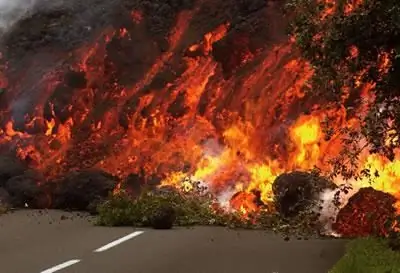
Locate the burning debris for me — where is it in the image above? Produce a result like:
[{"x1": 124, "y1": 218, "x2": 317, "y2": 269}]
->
[{"x1": 332, "y1": 187, "x2": 397, "y2": 238}]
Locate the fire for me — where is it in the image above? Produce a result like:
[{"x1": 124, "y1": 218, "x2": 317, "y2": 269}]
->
[
  {"x1": 0, "y1": 1, "x2": 399, "y2": 222},
  {"x1": 230, "y1": 191, "x2": 258, "y2": 215},
  {"x1": 344, "y1": 0, "x2": 364, "y2": 14},
  {"x1": 289, "y1": 115, "x2": 321, "y2": 169},
  {"x1": 355, "y1": 153, "x2": 400, "y2": 209}
]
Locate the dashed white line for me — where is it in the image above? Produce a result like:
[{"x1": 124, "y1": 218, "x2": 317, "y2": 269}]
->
[
  {"x1": 94, "y1": 231, "x2": 144, "y2": 252},
  {"x1": 40, "y1": 259, "x2": 81, "y2": 273}
]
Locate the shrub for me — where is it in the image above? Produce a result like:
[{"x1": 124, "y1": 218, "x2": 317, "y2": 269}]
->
[{"x1": 96, "y1": 189, "x2": 231, "y2": 228}]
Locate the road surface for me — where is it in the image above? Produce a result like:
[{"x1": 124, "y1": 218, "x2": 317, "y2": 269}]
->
[{"x1": 0, "y1": 210, "x2": 347, "y2": 273}]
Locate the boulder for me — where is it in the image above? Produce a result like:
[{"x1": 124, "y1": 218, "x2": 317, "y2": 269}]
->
[
  {"x1": 0, "y1": 187, "x2": 11, "y2": 210},
  {"x1": 52, "y1": 169, "x2": 118, "y2": 211},
  {"x1": 0, "y1": 156, "x2": 27, "y2": 187},
  {"x1": 4, "y1": 171, "x2": 44, "y2": 208},
  {"x1": 124, "y1": 171, "x2": 161, "y2": 197},
  {"x1": 272, "y1": 171, "x2": 337, "y2": 218}
]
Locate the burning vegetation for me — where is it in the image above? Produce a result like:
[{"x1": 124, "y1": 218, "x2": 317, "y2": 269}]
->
[{"x1": 0, "y1": 0, "x2": 399, "y2": 235}]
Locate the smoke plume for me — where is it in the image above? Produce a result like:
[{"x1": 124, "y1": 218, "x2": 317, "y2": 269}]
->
[
  {"x1": 0, "y1": 0, "x2": 36, "y2": 34},
  {"x1": 317, "y1": 182, "x2": 359, "y2": 236},
  {"x1": 0, "y1": 0, "x2": 65, "y2": 36}
]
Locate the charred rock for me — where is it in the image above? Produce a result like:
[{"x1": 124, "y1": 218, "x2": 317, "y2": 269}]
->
[
  {"x1": 52, "y1": 169, "x2": 118, "y2": 211},
  {"x1": 0, "y1": 188, "x2": 11, "y2": 209},
  {"x1": 4, "y1": 171, "x2": 45, "y2": 208},
  {"x1": 272, "y1": 171, "x2": 336, "y2": 218},
  {"x1": 124, "y1": 170, "x2": 161, "y2": 197},
  {"x1": 0, "y1": 156, "x2": 28, "y2": 187}
]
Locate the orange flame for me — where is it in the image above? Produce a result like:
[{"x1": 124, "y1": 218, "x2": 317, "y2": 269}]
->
[{"x1": 0, "y1": 4, "x2": 399, "y2": 217}]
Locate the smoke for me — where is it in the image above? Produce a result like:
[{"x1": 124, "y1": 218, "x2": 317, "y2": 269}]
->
[
  {"x1": 0, "y1": 0, "x2": 65, "y2": 36},
  {"x1": 317, "y1": 182, "x2": 359, "y2": 236},
  {"x1": 217, "y1": 188, "x2": 238, "y2": 211},
  {"x1": 0, "y1": 0, "x2": 37, "y2": 34}
]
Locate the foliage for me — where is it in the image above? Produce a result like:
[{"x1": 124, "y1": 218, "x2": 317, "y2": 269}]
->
[
  {"x1": 0, "y1": 205, "x2": 7, "y2": 215},
  {"x1": 288, "y1": 0, "x2": 400, "y2": 160},
  {"x1": 97, "y1": 189, "x2": 234, "y2": 228},
  {"x1": 97, "y1": 187, "x2": 327, "y2": 238},
  {"x1": 330, "y1": 237, "x2": 400, "y2": 273},
  {"x1": 385, "y1": 215, "x2": 400, "y2": 251}
]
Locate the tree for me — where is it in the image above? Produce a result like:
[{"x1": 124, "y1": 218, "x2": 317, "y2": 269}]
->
[{"x1": 288, "y1": 0, "x2": 400, "y2": 160}]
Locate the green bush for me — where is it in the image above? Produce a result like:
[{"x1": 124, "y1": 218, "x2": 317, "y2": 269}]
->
[
  {"x1": 96, "y1": 187, "x2": 325, "y2": 236},
  {"x1": 330, "y1": 237, "x2": 400, "y2": 273},
  {"x1": 96, "y1": 189, "x2": 234, "y2": 228}
]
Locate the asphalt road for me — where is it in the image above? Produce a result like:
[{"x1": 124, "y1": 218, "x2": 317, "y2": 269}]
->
[{"x1": 0, "y1": 210, "x2": 347, "y2": 273}]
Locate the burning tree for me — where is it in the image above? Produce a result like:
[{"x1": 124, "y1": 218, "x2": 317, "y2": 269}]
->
[{"x1": 289, "y1": 0, "x2": 400, "y2": 160}]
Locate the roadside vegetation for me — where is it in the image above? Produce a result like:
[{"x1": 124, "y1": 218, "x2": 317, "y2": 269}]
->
[
  {"x1": 96, "y1": 186, "x2": 324, "y2": 237},
  {"x1": 330, "y1": 237, "x2": 400, "y2": 273},
  {"x1": 97, "y1": 189, "x2": 267, "y2": 229},
  {"x1": 0, "y1": 205, "x2": 7, "y2": 215},
  {"x1": 96, "y1": 189, "x2": 230, "y2": 229}
]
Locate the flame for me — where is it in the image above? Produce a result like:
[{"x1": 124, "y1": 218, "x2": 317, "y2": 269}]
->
[
  {"x1": 289, "y1": 115, "x2": 322, "y2": 168},
  {"x1": 0, "y1": 2, "x2": 399, "y2": 221},
  {"x1": 230, "y1": 191, "x2": 258, "y2": 216}
]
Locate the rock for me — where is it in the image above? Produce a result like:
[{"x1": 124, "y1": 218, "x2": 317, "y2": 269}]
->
[
  {"x1": 124, "y1": 172, "x2": 147, "y2": 196},
  {"x1": 86, "y1": 198, "x2": 104, "y2": 215},
  {"x1": 272, "y1": 171, "x2": 337, "y2": 218},
  {"x1": 4, "y1": 171, "x2": 44, "y2": 208},
  {"x1": 124, "y1": 171, "x2": 161, "y2": 197},
  {"x1": 0, "y1": 188, "x2": 11, "y2": 209},
  {"x1": 332, "y1": 187, "x2": 397, "y2": 237},
  {"x1": 0, "y1": 156, "x2": 27, "y2": 187},
  {"x1": 149, "y1": 203, "x2": 176, "y2": 229},
  {"x1": 52, "y1": 169, "x2": 118, "y2": 211}
]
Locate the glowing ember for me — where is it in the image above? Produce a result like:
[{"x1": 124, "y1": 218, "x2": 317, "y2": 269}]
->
[{"x1": 332, "y1": 187, "x2": 397, "y2": 237}]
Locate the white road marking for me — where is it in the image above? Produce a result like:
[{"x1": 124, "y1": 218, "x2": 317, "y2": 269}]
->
[
  {"x1": 40, "y1": 259, "x2": 81, "y2": 273},
  {"x1": 94, "y1": 231, "x2": 144, "y2": 252}
]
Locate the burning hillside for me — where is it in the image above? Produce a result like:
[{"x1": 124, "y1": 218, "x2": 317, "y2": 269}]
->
[{"x1": 0, "y1": 0, "x2": 399, "y2": 234}]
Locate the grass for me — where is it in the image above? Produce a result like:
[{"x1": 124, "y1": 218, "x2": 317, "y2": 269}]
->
[{"x1": 330, "y1": 237, "x2": 400, "y2": 273}]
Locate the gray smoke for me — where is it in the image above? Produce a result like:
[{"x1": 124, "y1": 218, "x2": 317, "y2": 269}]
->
[
  {"x1": 0, "y1": 0, "x2": 65, "y2": 36},
  {"x1": 0, "y1": 0, "x2": 37, "y2": 34},
  {"x1": 317, "y1": 181, "x2": 359, "y2": 236}
]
